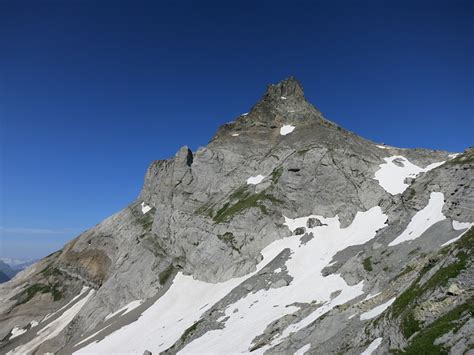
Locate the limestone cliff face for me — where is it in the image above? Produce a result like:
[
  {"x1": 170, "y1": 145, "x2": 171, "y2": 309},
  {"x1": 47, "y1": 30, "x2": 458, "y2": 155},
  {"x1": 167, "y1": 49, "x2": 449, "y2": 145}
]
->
[{"x1": 1, "y1": 78, "x2": 472, "y2": 355}]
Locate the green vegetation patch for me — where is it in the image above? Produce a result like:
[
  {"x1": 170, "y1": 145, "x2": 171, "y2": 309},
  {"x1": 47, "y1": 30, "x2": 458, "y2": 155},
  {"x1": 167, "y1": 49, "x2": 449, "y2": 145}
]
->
[
  {"x1": 213, "y1": 188, "x2": 282, "y2": 224},
  {"x1": 180, "y1": 319, "x2": 203, "y2": 342},
  {"x1": 217, "y1": 232, "x2": 240, "y2": 252},
  {"x1": 271, "y1": 167, "x2": 283, "y2": 183},
  {"x1": 392, "y1": 228, "x2": 473, "y2": 339},
  {"x1": 394, "y1": 265, "x2": 415, "y2": 281},
  {"x1": 41, "y1": 265, "x2": 63, "y2": 277},
  {"x1": 363, "y1": 257, "x2": 373, "y2": 272},
  {"x1": 159, "y1": 265, "x2": 175, "y2": 285},
  {"x1": 402, "y1": 298, "x2": 473, "y2": 355},
  {"x1": 16, "y1": 283, "x2": 63, "y2": 305},
  {"x1": 401, "y1": 312, "x2": 421, "y2": 339},
  {"x1": 423, "y1": 252, "x2": 467, "y2": 292},
  {"x1": 446, "y1": 151, "x2": 474, "y2": 165},
  {"x1": 297, "y1": 147, "x2": 312, "y2": 155},
  {"x1": 404, "y1": 188, "x2": 416, "y2": 201},
  {"x1": 45, "y1": 249, "x2": 63, "y2": 258},
  {"x1": 194, "y1": 202, "x2": 214, "y2": 218}
]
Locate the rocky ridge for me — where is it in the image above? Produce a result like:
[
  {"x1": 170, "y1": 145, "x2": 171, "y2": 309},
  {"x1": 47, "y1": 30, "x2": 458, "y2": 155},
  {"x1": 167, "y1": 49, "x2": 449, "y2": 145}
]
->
[{"x1": 0, "y1": 77, "x2": 472, "y2": 355}]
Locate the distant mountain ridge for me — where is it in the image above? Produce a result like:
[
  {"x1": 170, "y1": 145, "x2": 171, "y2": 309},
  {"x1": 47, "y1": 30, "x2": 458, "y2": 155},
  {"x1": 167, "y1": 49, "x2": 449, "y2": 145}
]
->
[{"x1": 0, "y1": 77, "x2": 472, "y2": 354}]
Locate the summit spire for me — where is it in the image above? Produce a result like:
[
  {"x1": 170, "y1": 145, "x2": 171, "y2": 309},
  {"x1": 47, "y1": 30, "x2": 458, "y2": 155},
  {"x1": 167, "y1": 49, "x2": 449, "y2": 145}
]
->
[{"x1": 263, "y1": 76, "x2": 305, "y2": 102}]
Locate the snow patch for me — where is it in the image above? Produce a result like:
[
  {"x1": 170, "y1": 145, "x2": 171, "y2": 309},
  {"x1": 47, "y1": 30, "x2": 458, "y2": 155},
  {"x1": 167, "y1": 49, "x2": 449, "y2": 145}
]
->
[
  {"x1": 42, "y1": 286, "x2": 90, "y2": 322},
  {"x1": 389, "y1": 192, "x2": 446, "y2": 246},
  {"x1": 441, "y1": 222, "x2": 473, "y2": 247},
  {"x1": 361, "y1": 337, "x2": 382, "y2": 355},
  {"x1": 246, "y1": 175, "x2": 265, "y2": 185},
  {"x1": 295, "y1": 343, "x2": 311, "y2": 355},
  {"x1": 241, "y1": 112, "x2": 248, "y2": 116},
  {"x1": 364, "y1": 292, "x2": 381, "y2": 301},
  {"x1": 441, "y1": 236, "x2": 461, "y2": 247},
  {"x1": 141, "y1": 202, "x2": 152, "y2": 214},
  {"x1": 75, "y1": 324, "x2": 113, "y2": 347},
  {"x1": 376, "y1": 145, "x2": 389, "y2": 149},
  {"x1": 10, "y1": 326, "x2": 27, "y2": 339},
  {"x1": 105, "y1": 300, "x2": 143, "y2": 321},
  {"x1": 232, "y1": 133, "x2": 239, "y2": 137},
  {"x1": 360, "y1": 297, "x2": 395, "y2": 320},
  {"x1": 452, "y1": 220, "x2": 473, "y2": 230},
  {"x1": 374, "y1": 156, "x2": 445, "y2": 194},
  {"x1": 281, "y1": 96, "x2": 287, "y2": 100},
  {"x1": 280, "y1": 125, "x2": 295, "y2": 136},
  {"x1": 10, "y1": 289, "x2": 94, "y2": 354}
]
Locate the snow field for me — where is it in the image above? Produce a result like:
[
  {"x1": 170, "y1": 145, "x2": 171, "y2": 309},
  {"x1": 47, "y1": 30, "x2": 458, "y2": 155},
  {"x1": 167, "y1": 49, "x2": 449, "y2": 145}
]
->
[
  {"x1": 389, "y1": 192, "x2": 446, "y2": 246},
  {"x1": 374, "y1": 155, "x2": 445, "y2": 195}
]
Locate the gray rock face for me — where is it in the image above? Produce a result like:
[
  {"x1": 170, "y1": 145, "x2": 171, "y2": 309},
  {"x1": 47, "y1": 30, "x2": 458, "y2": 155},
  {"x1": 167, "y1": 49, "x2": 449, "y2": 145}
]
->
[{"x1": 0, "y1": 77, "x2": 472, "y2": 355}]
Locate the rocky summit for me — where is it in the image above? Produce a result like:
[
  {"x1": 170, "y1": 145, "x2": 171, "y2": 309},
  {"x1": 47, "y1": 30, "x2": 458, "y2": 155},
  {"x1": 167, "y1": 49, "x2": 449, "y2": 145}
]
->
[{"x1": 1, "y1": 77, "x2": 473, "y2": 355}]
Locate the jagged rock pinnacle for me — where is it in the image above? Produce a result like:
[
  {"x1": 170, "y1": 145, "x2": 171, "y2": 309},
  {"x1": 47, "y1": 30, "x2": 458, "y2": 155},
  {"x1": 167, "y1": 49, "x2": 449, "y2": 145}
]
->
[
  {"x1": 263, "y1": 76, "x2": 305, "y2": 102},
  {"x1": 211, "y1": 77, "x2": 327, "y2": 142}
]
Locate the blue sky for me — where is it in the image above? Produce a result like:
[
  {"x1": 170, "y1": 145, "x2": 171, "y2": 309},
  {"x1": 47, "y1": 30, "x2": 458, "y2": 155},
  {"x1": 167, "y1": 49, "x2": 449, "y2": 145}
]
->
[{"x1": 1, "y1": 0, "x2": 473, "y2": 260}]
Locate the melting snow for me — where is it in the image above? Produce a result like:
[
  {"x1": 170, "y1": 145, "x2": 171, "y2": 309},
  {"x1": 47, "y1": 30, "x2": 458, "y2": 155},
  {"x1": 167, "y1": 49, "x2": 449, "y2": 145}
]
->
[
  {"x1": 374, "y1": 156, "x2": 445, "y2": 195},
  {"x1": 30, "y1": 320, "x2": 39, "y2": 328},
  {"x1": 10, "y1": 326, "x2": 27, "y2": 339},
  {"x1": 452, "y1": 220, "x2": 473, "y2": 230},
  {"x1": 75, "y1": 324, "x2": 113, "y2": 347},
  {"x1": 141, "y1": 202, "x2": 152, "y2": 214},
  {"x1": 246, "y1": 175, "x2": 265, "y2": 185},
  {"x1": 105, "y1": 300, "x2": 144, "y2": 321},
  {"x1": 360, "y1": 297, "x2": 395, "y2": 320},
  {"x1": 10, "y1": 289, "x2": 94, "y2": 354},
  {"x1": 376, "y1": 145, "x2": 389, "y2": 149},
  {"x1": 360, "y1": 337, "x2": 382, "y2": 355},
  {"x1": 441, "y1": 236, "x2": 461, "y2": 247},
  {"x1": 241, "y1": 113, "x2": 248, "y2": 116},
  {"x1": 232, "y1": 133, "x2": 239, "y2": 137},
  {"x1": 294, "y1": 343, "x2": 311, "y2": 355},
  {"x1": 389, "y1": 192, "x2": 446, "y2": 246},
  {"x1": 363, "y1": 292, "x2": 381, "y2": 301},
  {"x1": 42, "y1": 286, "x2": 90, "y2": 322},
  {"x1": 77, "y1": 273, "x2": 249, "y2": 354},
  {"x1": 79, "y1": 207, "x2": 387, "y2": 355},
  {"x1": 441, "y1": 220, "x2": 473, "y2": 247},
  {"x1": 280, "y1": 125, "x2": 295, "y2": 136}
]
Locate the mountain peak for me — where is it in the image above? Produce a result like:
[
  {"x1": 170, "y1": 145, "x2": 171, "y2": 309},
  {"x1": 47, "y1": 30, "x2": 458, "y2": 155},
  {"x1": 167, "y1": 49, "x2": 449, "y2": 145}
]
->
[
  {"x1": 263, "y1": 76, "x2": 305, "y2": 102},
  {"x1": 211, "y1": 77, "x2": 327, "y2": 141}
]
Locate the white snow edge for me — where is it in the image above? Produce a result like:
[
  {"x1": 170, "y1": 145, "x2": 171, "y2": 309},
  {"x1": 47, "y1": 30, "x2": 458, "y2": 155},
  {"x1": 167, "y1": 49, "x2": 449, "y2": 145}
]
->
[
  {"x1": 361, "y1": 337, "x2": 382, "y2": 355},
  {"x1": 360, "y1": 297, "x2": 395, "y2": 320},
  {"x1": 280, "y1": 125, "x2": 295, "y2": 136}
]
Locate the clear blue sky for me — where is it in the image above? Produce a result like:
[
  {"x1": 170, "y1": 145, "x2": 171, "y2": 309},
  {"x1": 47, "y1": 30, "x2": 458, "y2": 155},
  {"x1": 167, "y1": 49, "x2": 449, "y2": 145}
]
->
[{"x1": 1, "y1": 0, "x2": 472, "y2": 260}]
